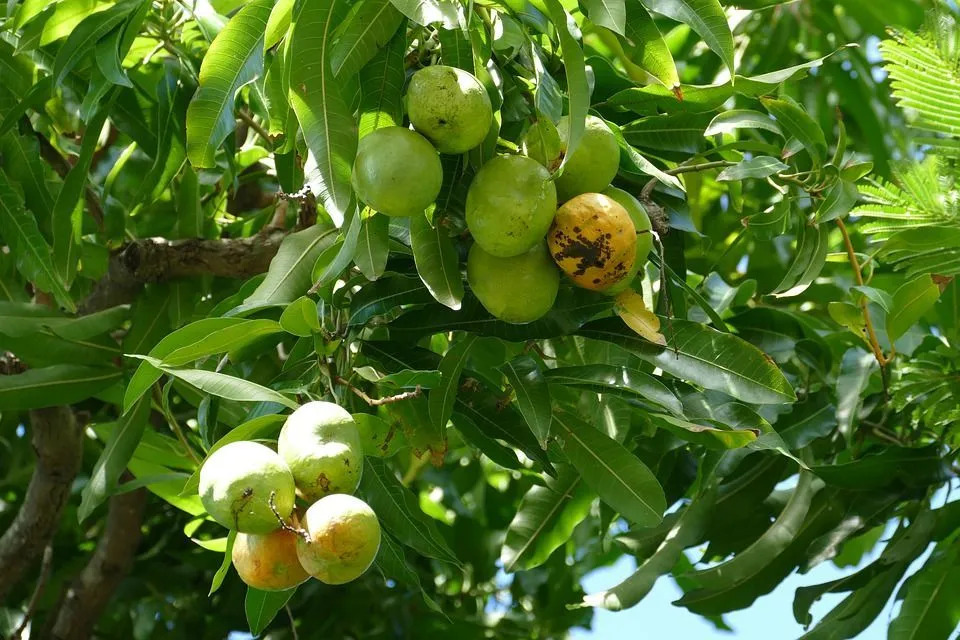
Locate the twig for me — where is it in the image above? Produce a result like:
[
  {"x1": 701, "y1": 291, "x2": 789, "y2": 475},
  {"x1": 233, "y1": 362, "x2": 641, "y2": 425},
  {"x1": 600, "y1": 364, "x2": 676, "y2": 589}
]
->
[
  {"x1": 237, "y1": 109, "x2": 273, "y2": 147},
  {"x1": 641, "y1": 160, "x2": 736, "y2": 201},
  {"x1": 335, "y1": 377, "x2": 423, "y2": 406},
  {"x1": 836, "y1": 218, "x2": 889, "y2": 369},
  {"x1": 11, "y1": 544, "x2": 53, "y2": 640},
  {"x1": 269, "y1": 491, "x2": 310, "y2": 543},
  {"x1": 286, "y1": 604, "x2": 299, "y2": 640}
]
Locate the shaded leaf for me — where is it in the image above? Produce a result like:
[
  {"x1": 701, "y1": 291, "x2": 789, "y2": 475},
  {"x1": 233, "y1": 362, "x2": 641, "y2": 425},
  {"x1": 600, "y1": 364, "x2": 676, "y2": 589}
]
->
[{"x1": 500, "y1": 355, "x2": 552, "y2": 449}]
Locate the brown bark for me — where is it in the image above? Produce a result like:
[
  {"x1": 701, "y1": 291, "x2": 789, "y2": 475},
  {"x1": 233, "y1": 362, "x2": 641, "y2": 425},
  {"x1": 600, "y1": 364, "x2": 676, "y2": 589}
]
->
[
  {"x1": 79, "y1": 229, "x2": 287, "y2": 314},
  {"x1": 0, "y1": 407, "x2": 83, "y2": 603},
  {"x1": 46, "y1": 489, "x2": 148, "y2": 640}
]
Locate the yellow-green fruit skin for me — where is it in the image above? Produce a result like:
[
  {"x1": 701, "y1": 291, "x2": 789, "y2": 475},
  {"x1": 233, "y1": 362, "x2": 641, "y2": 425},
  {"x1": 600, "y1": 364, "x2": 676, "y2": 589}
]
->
[
  {"x1": 278, "y1": 401, "x2": 363, "y2": 502},
  {"x1": 548, "y1": 193, "x2": 637, "y2": 291},
  {"x1": 351, "y1": 127, "x2": 442, "y2": 216},
  {"x1": 467, "y1": 242, "x2": 560, "y2": 324},
  {"x1": 295, "y1": 494, "x2": 381, "y2": 585},
  {"x1": 199, "y1": 441, "x2": 295, "y2": 534},
  {"x1": 466, "y1": 155, "x2": 558, "y2": 257},
  {"x1": 600, "y1": 187, "x2": 653, "y2": 295},
  {"x1": 553, "y1": 115, "x2": 620, "y2": 201},
  {"x1": 232, "y1": 529, "x2": 310, "y2": 591},
  {"x1": 406, "y1": 65, "x2": 493, "y2": 154}
]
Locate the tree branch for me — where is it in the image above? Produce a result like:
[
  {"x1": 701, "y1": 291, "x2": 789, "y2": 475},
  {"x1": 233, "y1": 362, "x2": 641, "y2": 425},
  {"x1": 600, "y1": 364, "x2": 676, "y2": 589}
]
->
[
  {"x1": 79, "y1": 229, "x2": 288, "y2": 314},
  {"x1": 836, "y1": 218, "x2": 889, "y2": 368},
  {"x1": 0, "y1": 407, "x2": 83, "y2": 603},
  {"x1": 46, "y1": 488, "x2": 148, "y2": 640}
]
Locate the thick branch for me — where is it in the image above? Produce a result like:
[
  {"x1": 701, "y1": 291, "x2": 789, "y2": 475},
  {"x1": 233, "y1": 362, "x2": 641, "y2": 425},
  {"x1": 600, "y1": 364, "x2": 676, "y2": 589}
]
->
[
  {"x1": 79, "y1": 230, "x2": 287, "y2": 313},
  {"x1": 47, "y1": 488, "x2": 148, "y2": 640},
  {"x1": 0, "y1": 407, "x2": 83, "y2": 603}
]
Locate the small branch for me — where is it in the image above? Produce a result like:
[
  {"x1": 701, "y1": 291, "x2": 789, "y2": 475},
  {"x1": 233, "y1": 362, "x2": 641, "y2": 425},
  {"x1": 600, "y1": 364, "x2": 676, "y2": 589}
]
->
[
  {"x1": 269, "y1": 491, "x2": 310, "y2": 543},
  {"x1": 286, "y1": 604, "x2": 299, "y2": 640},
  {"x1": 836, "y1": 218, "x2": 890, "y2": 369},
  {"x1": 335, "y1": 377, "x2": 423, "y2": 406},
  {"x1": 10, "y1": 544, "x2": 53, "y2": 640},
  {"x1": 238, "y1": 109, "x2": 273, "y2": 148},
  {"x1": 641, "y1": 160, "x2": 735, "y2": 201}
]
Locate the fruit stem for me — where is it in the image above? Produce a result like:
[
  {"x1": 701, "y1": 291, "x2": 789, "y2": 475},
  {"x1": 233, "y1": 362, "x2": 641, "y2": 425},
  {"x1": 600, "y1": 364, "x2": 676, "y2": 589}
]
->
[{"x1": 269, "y1": 491, "x2": 310, "y2": 543}]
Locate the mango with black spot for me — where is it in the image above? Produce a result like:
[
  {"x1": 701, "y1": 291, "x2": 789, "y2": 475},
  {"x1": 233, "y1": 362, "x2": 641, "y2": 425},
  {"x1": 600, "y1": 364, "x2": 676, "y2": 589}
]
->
[{"x1": 547, "y1": 193, "x2": 637, "y2": 291}]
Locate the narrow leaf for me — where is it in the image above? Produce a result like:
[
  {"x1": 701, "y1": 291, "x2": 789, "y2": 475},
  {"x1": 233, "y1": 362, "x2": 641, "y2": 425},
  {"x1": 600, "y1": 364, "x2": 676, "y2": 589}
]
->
[
  {"x1": 410, "y1": 212, "x2": 464, "y2": 310},
  {"x1": 500, "y1": 355, "x2": 552, "y2": 449}
]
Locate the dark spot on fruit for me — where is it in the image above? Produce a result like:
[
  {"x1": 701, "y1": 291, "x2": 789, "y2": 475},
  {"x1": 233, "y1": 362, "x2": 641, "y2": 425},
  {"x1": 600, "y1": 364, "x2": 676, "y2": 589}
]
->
[
  {"x1": 438, "y1": 118, "x2": 447, "y2": 125},
  {"x1": 573, "y1": 226, "x2": 581, "y2": 233},
  {"x1": 242, "y1": 488, "x2": 253, "y2": 498},
  {"x1": 317, "y1": 473, "x2": 331, "y2": 493},
  {"x1": 605, "y1": 233, "x2": 612, "y2": 239},
  {"x1": 344, "y1": 458, "x2": 350, "y2": 466},
  {"x1": 593, "y1": 278, "x2": 601, "y2": 284}
]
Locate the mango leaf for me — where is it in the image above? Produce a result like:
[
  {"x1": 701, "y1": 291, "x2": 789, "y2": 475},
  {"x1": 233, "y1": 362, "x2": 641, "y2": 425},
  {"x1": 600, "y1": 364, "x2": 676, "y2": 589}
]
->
[
  {"x1": 772, "y1": 221, "x2": 829, "y2": 298},
  {"x1": 330, "y1": 0, "x2": 403, "y2": 79},
  {"x1": 886, "y1": 275, "x2": 940, "y2": 343},
  {"x1": 553, "y1": 411, "x2": 665, "y2": 526},
  {"x1": 648, "y1": 413, "x2": 758, "y2": 449},
  {"x1": 501, "y1": 465, "x2": 596, "y2": 572},
  {"x1": 162, "y1": 319, "x2": 284, "y2": 365},
  {"x1": 0, "y1": 171, "x2": 74, "y2": 311},
  {"x1": 543, "y1": 0, "x2": 589, "y2": 167},
  {"x1": 835, "y1": 347, "x2": 876, "y2": 440},
  {"x1": 578, "y1": 317, "x2": 796, "y2": 404},
  {"x1": 622, "y1": 112, "x2": 711, "y2": 153},
  {"x1": 438, "y1": 25, "x2": 474, "y2": 73},
  {"x1": 245, "y1": 587, "x2": 296, "y2": 636},
  {"x1": 428, "y1": 335, "x2": 477, "y2": 436},
  {"x1": 348, "y1": 275, "x2": 433, "y2": 325},
  {"x1": 375, "y1": 531, "x2": 444, "y2": 614},
  {"x1": 410, "y1": 212, "x2": 463, "y2": 310},
  {"x1": 52, "y1": 0, "x2": 137, "y2": 86},
  {"x1": 387, "y1": 0, "x2": 460, "y2": 28},
  {"x1": 0, "y1": 133, "x2": 56, "y2": 222},
  {"x1": 360, "y1": 458, "x2": 460, "y2": 564},
  {"x1": 620, "y1": 0, "x2": 677, "y2": 89},
  {"x1": 639, "y1": 0, "x2": 734, "y2": 75},
  {"x1": 815, "y1": 180, "x2": 859, "y2": 223},
  {"x1": 241, "y1": 226, "x2": 339, "y2": 309},
  {"x1": 677, "y1": 469, "x2": 818, "y2": 613},
  {"x1": 0, "y1": 364, "x2": 121, "y2": 410},
  {"x1": 186, "y1": 0, "x2": 272, "y2": 167},
  {"x1": 888, "y1": 542, "x2": 960, "y2": 640},
  {"x1": 357, "y1": 21, "x2": 407, "y2": 137},
  {"x1": 208, "y1": 529, "x2": 237, "y2": 595},
  {"x1": 355, "y1": 213, "x2": 390, "y2": 280},
  {"x1": 762, "y1": 97, "x2": 827, "y2": 166},
  {"x1": 811, "y1": 445, "x2": 950, "y2": 491},
  {"x1": 717, "y1": 156, "x2": 789, "y2": 181},
  {"x1": 543, "y1": 364, "x2": 682, "y2": 414},
  {"x1": 705, "y1": 109, "x2": 782, "y2": 137},
  {"x1": 78, "y1": 395, "x2": 151, "y2": 522},
  {"x1": 132, "y1": 355, "x2": 299, "y2": 409},
  {"x1": 581, "y1": 0, "x2": 625, "y2": 34},
  {"x1": 585, "y1": 486, "x2": 716, "y2": 610},
  {"x1": 279, "y1": 297, "x2": 319, "y2": 337},
  {"x1": 500, "y1": 355, "x2": 552, "y2": 449}
]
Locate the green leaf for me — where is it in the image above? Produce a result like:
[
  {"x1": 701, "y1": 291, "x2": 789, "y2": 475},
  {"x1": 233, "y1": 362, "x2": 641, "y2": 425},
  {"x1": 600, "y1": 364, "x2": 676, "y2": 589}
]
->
[
  {"x1": 639, "y1": 0, "x2": 734, "y2": 75},
  {"x1": 245, "y1": 587, "x2": 296, "y2": 636},
  {"x1": 543, "y1": 364, "x2": 682, "y2": 414},
  {"x1": 0, "y1": 170, "x2": 73, "y2": 311},
  {"x1": 578, "y1": 317, "x2": 796, "y2": 404},
  {"x1": 209, "y1": 529, "x2": 237, "y2": 596},
  {"x1": 0, "y1": 133, "x2": 55, "y2": 224},
  {"x1": 581, "y1": 0, "x2": 625, "y2": 34},
  {"x1": 162, "y1": 319, "x2": 284, "y2": 366},
  {"x1": 761, "y1": 97, "x2": 827, "y2": 166},
  {"x1": 677, "y1": 469, "x2": 818, "y2": 612},
  {"x1": 186, "y1": 0, "x2": 272, "y2": 167},
  {"x1": 553, "y1": 411, "x2": 665, "y2": 526},
  {"x1": 705, "y1": 109, "x2": 782, "y2": 137},
  {"x1": 52, "y1": 0, "x2": 136, "y2": 86},
  {"x1": 815, "y1": 180, "x2": 859, "y2": 223},
  {"x1": 888, "y1": 542, "x2": 960, "y2": 640},
  {"x1": 0, "y1": 365, "x2": 121, "y2": 410},
  {"x1": 355, "y1": 213, "x2": 390, "y2": 280},
  {"x1": 717, "y1": 156, "x2": 789, "y2": 181},
  {"x1": 289, "y1": 0, "x2": 358, "y2": 223},
  {"x1": 330, "y1": 0, "x2": 403, "y2": 79},
  {"x1": 501, "y1": 465, "x2": 595, "y2": 572},
  {"x1": 811, "y1": 445, "x2": 949, "y2": 491},
  {"x1": 500, "y1": 356, "x2": 552, "y2": 449},
  {"x1": 543, "y1": 0, "x2": 589, "y2": 166},
  {"x1": 772, "y1": 221, "x2": 829, "y2": 297},
  {"x1": 410, "y1": 213, "x2": 463, "y2": 310},
  {"x1": 622, "y1": 112, "x2": 711, "y2": 153},
  {"x1": 357, "y1": 21, "x2": 407, "y2": 137},
  {"x1": 78, "y1": 395, "x2": 151, "y2": 522},
  {"x1": 132, "y1": 356, "x2": 299, "y2": 409},
  {"x1": 279, "y1": 296, "x2": 320, "y2": 337},
  {"x1": 835, "y1": 347, "x2": 876, "y2": 440},
  {"x1": 374, "y1": 531, "x2": 444, "y2": 613},
  {"x1": 619, "y1": 0, "x2": 677, "y2": 88},
  {"x1": 887, "y1": 275, "x2": 940, "y2": 343},
  {"x1": 241, "y1": 226, "x2": 339, "y2": 309},
  {"x1": 386, "y1": 0, "x2": 460, "y2": 28},
  {"x1": 428, "y1": 335, "x2": 478, "y2": 437},
  {"x1": 585, "y1": 486, "x2": 716, "y2": 610},
  {"x1": 359, "y1": 458, "x2": 460, "y2": 564},
  {"x1": 647, "y1": 413, "x2": 758, "y2": 449},
  {"x1": 348, "y1": 274, "x2": 433, "y2": 325},
  {"x1": 177, "y1": 165, "x2": 203, "y2": 237},
  {"x1": 438, "y1": 25, "x2": 474, "y2": 73}
]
